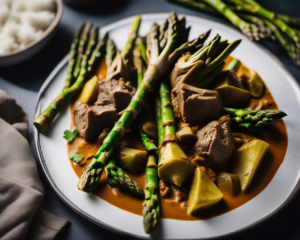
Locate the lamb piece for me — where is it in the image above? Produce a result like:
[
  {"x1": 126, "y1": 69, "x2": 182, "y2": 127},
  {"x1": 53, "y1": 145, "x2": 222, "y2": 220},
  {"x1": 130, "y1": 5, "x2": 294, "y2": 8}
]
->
[
  {"x1": 172, "y1": 83, "x2": 222, "y2": 125},
  {"x1": 95, "y1": 79, "x2": 136, "y2": 112},
  {"x1": 73, "y1": 103, "x2": 118, "y2": 141},
  {"x1": 194, "y1": 115, "x2": 235, "y2": 168}
]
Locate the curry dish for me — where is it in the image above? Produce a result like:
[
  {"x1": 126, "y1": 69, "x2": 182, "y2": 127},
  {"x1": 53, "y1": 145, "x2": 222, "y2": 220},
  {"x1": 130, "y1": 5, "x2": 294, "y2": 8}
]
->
[
  {"x1": 67, "y1": 56, "x2": 287, "y2": 221},
  {"x1": 32, "y1": 12, "x2": 289, "y2": 234}
]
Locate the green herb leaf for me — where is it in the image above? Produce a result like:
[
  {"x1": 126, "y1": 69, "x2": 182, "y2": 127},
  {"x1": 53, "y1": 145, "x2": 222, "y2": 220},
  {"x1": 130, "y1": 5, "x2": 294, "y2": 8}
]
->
[
  {"x1": 63, "y1": 127, "x2": 78, "y2": 142},
  {"x1": 69, "y1": 150, "x2": 84, "y2": 163}
]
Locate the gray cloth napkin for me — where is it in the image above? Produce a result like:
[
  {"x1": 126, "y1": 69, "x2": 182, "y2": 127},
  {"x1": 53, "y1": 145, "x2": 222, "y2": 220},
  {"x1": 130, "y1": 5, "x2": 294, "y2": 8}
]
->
[{"x1": 0, "y1": 90, "x2": 68, "y2": 240}]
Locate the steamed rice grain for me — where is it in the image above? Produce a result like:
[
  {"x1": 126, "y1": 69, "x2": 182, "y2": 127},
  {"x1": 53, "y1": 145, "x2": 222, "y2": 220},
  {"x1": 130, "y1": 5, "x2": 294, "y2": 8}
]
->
[
  {"x1": 0, "y1": 0, "x2": 56, "y2": 55},
  {"x1": 17, "y1": 24, "x2": 43, "y2": 45},
  {"x1": 21, "y1": 11, "x2": 55, "y2": 31},
  {"x1": 25, "y1": 0, "x2": 56, "y2": 12},
  {"x1": 0, "y1": 5, "x2": 10, "y2": 26},
  {"x1": 0, "y1": 36, "x2": 18, "y2": 54}
]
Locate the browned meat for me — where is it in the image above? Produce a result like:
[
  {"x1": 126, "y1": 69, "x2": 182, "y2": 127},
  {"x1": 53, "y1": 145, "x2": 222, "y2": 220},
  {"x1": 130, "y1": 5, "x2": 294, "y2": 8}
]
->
[
  {"x1": 73, "y1": 103, "x2": 118, "y2": 141},
  {"x1": 159, "y1": 180, "x2": 188, "y2": 204},
  {"x1": 159, "y1": 180, "x2": 171, "y2": 198},
  {"x1": 172, "y1": 83, "x2": 222, "y2": 125},
  {"x1": 95, "y1": 79, "x2": 136, "y2": 112},
  {"x1": 194, "y1": 116, "x2": 235, "y2": 168}
]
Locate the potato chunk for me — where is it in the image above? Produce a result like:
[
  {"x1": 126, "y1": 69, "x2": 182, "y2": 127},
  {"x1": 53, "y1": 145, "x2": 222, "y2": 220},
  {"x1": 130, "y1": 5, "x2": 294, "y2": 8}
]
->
[
  {"x1": 217, "y1": 172, "x2": 240, "y2": 195},
  {"x1": 188, "y1": 168, "x2": 223, "y2": 214},
  {"x1": 118, "y1": 148, "x2": 147, "y2": 174},
  {"x1": 77, "y1": 76, "x2": 98, "y2": 105},
  {"x1": 232, "y1": 140, "x2": 269, "y2": 191}
]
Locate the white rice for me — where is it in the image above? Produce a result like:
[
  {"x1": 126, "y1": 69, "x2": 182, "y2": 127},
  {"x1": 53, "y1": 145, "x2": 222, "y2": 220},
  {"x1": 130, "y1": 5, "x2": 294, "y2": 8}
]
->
[
  {"x1": 0, "y1": 36, "x2": 18, "y2": 54},
  {"x1": 0, "y1": 0, "x2": 56, "y2": 55},
  {"x1": 21, "y1": 11, "x2": 55, "y2": 31},
  {"x1": 0, "y1": 5, "x2": 10, "y2": 27},
  {"x1": 25, "y1": 0, "x2": 56, "y2": 12}
]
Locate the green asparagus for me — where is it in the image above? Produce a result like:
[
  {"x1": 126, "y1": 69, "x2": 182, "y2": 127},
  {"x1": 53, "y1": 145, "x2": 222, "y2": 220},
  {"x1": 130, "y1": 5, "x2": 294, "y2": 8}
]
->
[
  {"x1": 105, "y1": 39, "x2": 117, "y2": 70},
  {"x1": 224, "y1": 107, "x2": 287, "y2": 128},
  {"x1": 34, "y1": 26, "x2": 107, "y2": 133},
  {"x1": 77, "y1": 12, "x2": 187, "y2": 193},
  {"x1": 139, "y1": 130, "x2": 160, "y2": 234},
  {"x1": 64, "y1": 23, "x2": 84, "y2": 90},
  {"x1": 105, "y1": 155, "x2": 144, "y2": 197}
]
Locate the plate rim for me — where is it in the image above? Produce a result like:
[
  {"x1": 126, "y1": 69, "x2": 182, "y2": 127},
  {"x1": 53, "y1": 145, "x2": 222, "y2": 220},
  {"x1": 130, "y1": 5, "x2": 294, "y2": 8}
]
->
[{"x1": 34, "y1": 13, "x2": 300, "y2": 240}]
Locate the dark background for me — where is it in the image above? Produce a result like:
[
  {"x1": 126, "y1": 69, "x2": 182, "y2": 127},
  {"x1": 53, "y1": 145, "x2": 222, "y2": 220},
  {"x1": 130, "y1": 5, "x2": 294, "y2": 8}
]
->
[{"x1": 0, "y1": 0, "x2": 300, "y2": 239}]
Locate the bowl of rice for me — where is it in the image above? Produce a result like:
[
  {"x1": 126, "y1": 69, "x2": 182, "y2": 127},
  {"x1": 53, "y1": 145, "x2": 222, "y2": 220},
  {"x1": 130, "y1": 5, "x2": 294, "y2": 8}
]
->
[{"x1": 0, "y1": 0, "x2": 63, "y2": 67}]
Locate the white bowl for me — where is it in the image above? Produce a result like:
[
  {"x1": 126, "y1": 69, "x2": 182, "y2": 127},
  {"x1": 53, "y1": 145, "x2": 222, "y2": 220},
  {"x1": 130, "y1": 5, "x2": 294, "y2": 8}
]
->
[{"x1": 0, "y1": 0, "x2": 63, "y2": 67}]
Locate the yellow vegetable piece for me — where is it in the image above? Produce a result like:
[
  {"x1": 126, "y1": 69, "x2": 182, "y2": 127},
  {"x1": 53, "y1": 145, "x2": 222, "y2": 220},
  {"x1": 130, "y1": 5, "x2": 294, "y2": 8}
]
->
[
  {"x1": 118, "y1": 147, "x2": 147, "y2": 174},
  {"x1": 216, "y1": 85, "x2": 250, "y2": 107},
  {"x1": 232, "y1": 140, "x2": 269, "y2": 191},
  {"x1": 217, "y1": 172, "x2": 240, "y2": 196},
  {"x1": 158, "y1": 142, "x2": 194, "y2": 187},
  {"x1": 188, "y1": 168, "x2": 223, "y2": 214},
  {"x1": 77, "y1": 76, "x2": 99, "y2": 105},
  {"x1": 247, "y1": 69, "x2": 264, "y2": 98},
  {"x1": 176, "y1": 126, "x2": 197, "y2": 145}
]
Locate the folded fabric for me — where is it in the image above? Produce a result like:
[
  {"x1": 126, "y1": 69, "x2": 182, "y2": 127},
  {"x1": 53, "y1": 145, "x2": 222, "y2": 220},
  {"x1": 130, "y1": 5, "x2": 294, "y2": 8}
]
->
[{"x1": 0, "y1": 90, "x2": 68, "y2": 240}]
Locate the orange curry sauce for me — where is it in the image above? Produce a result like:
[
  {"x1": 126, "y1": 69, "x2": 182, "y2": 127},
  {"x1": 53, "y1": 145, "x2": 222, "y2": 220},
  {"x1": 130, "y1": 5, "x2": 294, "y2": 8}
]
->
[{"x1": 67, "y1": 56, "x2": 288, "y2": 220}]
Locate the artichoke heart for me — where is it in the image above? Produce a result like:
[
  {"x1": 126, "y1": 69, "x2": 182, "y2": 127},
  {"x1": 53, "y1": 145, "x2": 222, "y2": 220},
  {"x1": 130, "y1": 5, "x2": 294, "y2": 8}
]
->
[
  {"x1": 214, "y1": 71, "x2": 250, "y2": 107},
  {"x1": 118, "y1": 147, "x2": 147, "y2": 174},
  {"x1": 232, "y1": 140, "x2": 269, "y2": 191},
  {"x1": 176, "y1": 126, "x2": 197, "y2": 145},
  {"x1": 170, "y1": 54, "x2": 204, "y2": 88},
  {"x1": 158, "y1": 142, "x2": 194, "y2": 187},
  {"x1": 188, "y1": 167, "x2": 223, "y2": 214},
  {"x1": 247, "y1": 69, "x2": 264, "y2": 98}
]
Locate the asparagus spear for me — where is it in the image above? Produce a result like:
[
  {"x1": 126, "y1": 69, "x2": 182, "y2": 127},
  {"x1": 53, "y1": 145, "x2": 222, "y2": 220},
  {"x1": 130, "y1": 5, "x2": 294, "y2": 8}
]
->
[
  {"x1": 187, "y1": 0, "x2": 269, "y2": 41},
  {"x1": 133, "y1": 37, "x2": 145, "y2": 86},
  {"x1": 224, "y1": 107, "x2": 287, "y2": 128},
  {"x1": 105, "y1": 154, "x2": 144, "y2": 197},
  {"x1": 227, "y1": 58, "x2": 241, "y2": 72},
  {"x1": 158, "y1": 81, "x2": 194, "y2": 187},
  {"x1": 105, "y1": 39, "x2": 117, "y2": 70},
  {"x1": 77, "y1": 12, "x2": 189, "y2": 193},
  {"x1": 64, "y1": 23, "x2": 84, "y2": 90},
  {"x1": 158, "y1": 19, "x2": 169, "y2": 50},
  {"x1": 121, "y1": 16, "x2": 141, "y2": 60},
  {"x1": 73, "y1": 23, "x2": 92, "y2": 79},
  {"x1": 87, "y1": 32, "x2": 108, "y2": 72},
  {"x1": 276, "y1": 14, "x2": 300, "y2": 29},
  {"x1": 33, "y1": 27, "x2": 107, "y2": 133},
  {"x1": 224, "y1": 0, "x2": 300, "y2": 47},
  {"x1": 106, "y1": 16, "x2": 141, "y2": 81},
  {"x1": 155, "y1": 95, "x2": 165, "y2": 160},
  {"x1": 263, "y1": 19, "x2": 300, "y2": 67},
  {"x1": 139, "y1": 38, "x2": 149, "y2": 66},
  {"x1": 139, "y1": 130, "x2": 160, "y2": 234},
  {"x1": 169, "y1": 0, "x2": 219, "y2": 16},
  {"x1": 236, "y1": 12, "x2": 275, "y2": 40}
]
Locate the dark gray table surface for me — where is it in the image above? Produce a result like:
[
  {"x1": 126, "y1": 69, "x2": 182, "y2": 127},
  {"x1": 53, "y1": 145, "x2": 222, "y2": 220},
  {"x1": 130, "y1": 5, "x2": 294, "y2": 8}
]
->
[{"x1": 1, "y1": 0, "x2": 300, "y2": 239}]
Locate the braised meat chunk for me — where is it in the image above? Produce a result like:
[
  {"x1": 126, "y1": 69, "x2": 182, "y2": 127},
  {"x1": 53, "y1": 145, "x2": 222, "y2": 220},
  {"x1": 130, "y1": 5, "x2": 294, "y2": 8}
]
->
[
  {"x1": 172, "y1": 83, "x2": 222, "y2": 125},
  {"x1": 95, "y1": 79, "x2": 136, "y2": 112},
  {"x1": 194, "y1": 115, "x2": 235, "y2": 168},
  {"x1": 73, "y1": 103, "x2": 118, "y2": 141}
]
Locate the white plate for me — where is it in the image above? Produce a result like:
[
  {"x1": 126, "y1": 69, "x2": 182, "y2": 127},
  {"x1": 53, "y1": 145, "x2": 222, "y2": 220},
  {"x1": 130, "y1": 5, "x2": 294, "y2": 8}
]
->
[{"x1": 34, "y1": 13, "x2": 300, "y2": 239}]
